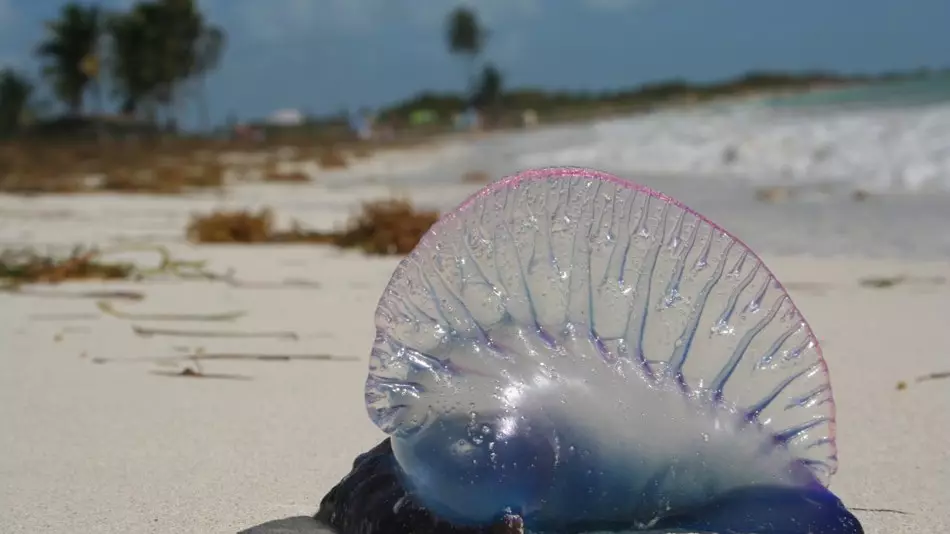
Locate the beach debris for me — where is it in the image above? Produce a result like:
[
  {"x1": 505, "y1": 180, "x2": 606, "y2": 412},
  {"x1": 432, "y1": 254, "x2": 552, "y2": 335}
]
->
[
  {"x1": 781, "y1": 281, "x2": 832, "y2": 294},
  {"x1": 103, "y1": 244, "x2": 218, "y2": 280},
  {"x1": 314, "y1": 146, "x2": 349, "y2": 169},
  {"x1": 0, "y1": 138, "x2": 368, "y2": 196},
  {"x1": 262, "y1": 158, "x2": 312, "y2": 183},
  {"x1": 29, "y1": 312, "x2": 101, "y2": 321},
  {"x1": 150, "y1": 368, "x2": 252, "y2": 380},
  {"x1": 186, "y1": 199, "x2": 439, "y2": 255},
  {"x1": 264, "y1": 170, "x2": 311, "y2": 183},
  {"x1": 146, "y1": 356, "x2": 253, "y2": 380},
  {"x1": 858, "y1": 275, "x2": 945, "y2": 289},
  {"x1": 91, "y1": 352, "x2": 359, "y2": 365},
  {"x1": 218, "y1": 275, "x2": 323, "y2": 289},
  {"x1": 51, "y1": 325, "x2": 92, "y2": 343},
  {"x1": 131, "y1": 324, "x2": 299, "y2": 340},
  {"x1": 896, "y1": 371, "x2": 949, "y2": 390},
  {"x1": 185, "y1": 208, "x2": 333, "y2": 244},
  {"x1": 97, "y1": 300, "x2": 246, "y2": 322},
  {"x1": 0, "y1": 243, "x2": 329, "y2": 293},
  {"x1": 859, "y1": 275, "x2": 904, "y2": 289},
  {"x1": 755, "y1": 185, "x2": 793, "y2": 203},
  {"x1": 0, "y1": 143, "x2": 227, "y2": 195},
  {"x1": 0, "y1": 247, "x2": 133, "y2": 285},
  {"x1": 851, "y1": 507, "x2": 910, "y2": 515},
  {"x1": 98, "y1": 160, "x2": 225, "y2": 194},
  {"x1": 1, "y1": 287, "x2": 146, "y2": 300},
  {"x1": 0, "y1": 244, "x2": 224, "y2": 287},
  {"x1": 185, "y1": 208, "x2": 279, "y2": 243},
  {"x1": 916, "y1": 371, "x2": 950, "y2": 383},
  {"x1": 331, "y1": 199, "x2": 440, "y2": 255},
  {"x1": 462, "y1": 170, "x2": 491, "y2": 184}
]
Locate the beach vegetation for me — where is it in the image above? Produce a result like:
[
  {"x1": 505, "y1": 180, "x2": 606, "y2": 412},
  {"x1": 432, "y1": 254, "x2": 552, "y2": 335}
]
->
[
  {"x1": 186, "y1": 200, "x2": 439, "y2": 255},
  {"x1": 446, "y1": 6, "x2": 487, "y2": 99},
  {"x1": 35, "y1": 3, "x2": 103, "y2": 116},
  {"x1": 0, "y1": 69, "x2": 36, "y2": 138}
]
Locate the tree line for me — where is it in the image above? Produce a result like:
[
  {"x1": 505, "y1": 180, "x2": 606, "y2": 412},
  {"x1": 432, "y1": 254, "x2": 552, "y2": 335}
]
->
[
  {"x1": 0, "y1": 0, "x2": 224, "y2": 138},
  {"x1": 0, "y1": 3, "x2": 501, "y2": 138},
  {"x1": 2, "y1": 3, "x2": 917, "y2": 139}
]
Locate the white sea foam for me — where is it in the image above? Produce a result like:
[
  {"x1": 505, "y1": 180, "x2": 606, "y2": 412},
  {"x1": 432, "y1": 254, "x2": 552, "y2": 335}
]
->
[{"x1": 515, "y1": 101, "x2": 950, "y2": 192}]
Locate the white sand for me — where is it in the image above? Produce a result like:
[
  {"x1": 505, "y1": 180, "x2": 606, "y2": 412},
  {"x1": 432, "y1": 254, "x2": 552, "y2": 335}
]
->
[{"x1": 0, "y1": 181, "x2": 948, "y2": 533}]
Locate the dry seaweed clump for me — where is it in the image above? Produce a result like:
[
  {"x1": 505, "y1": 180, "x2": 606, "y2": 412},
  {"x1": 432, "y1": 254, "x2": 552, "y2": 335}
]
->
[
  {"x1": 0, "y1": 247, "x2": 134, "y2": 285},
  {"x1": 185, "y1": 208, "x2": 334, "y2": 244},
  {"x1": 314, "y1": 146, "x2": 348, "y2": 169},
  {"x1": 185, "y1": 199, "x2": 439, "y2": 255},
  {"x1": 0, "y1": 143, "x2": 227, "y2": 195},
  {"x1": 186, "y1": 209, "x2": 275, "y2": 243},
  {"x1": 333, "y1": 199, "x2": 439, "y2": 255}
]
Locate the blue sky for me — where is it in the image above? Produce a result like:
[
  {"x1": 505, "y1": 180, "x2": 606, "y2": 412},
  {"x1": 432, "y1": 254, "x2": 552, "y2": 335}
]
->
[{"x1": 1, "y1": 0, "x2": 948, "y2": 125}]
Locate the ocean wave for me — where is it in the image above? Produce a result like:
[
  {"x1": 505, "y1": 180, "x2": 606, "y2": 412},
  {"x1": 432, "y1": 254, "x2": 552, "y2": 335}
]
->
[{"x1": 515, "y1": 102, "x2": 950, "y2": 192}]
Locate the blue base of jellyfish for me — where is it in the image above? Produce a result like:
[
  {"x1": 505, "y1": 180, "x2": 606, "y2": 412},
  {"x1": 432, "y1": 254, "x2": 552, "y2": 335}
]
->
[
  {"x1": 344, "y1": 168, "x2": 864, "y2": 534},
  {"x1": 315, "y1": 437, "x2": 861, "y2": 534},
  {"x1": 390, "y1": 409, "x2": 862, "y2": 533}
]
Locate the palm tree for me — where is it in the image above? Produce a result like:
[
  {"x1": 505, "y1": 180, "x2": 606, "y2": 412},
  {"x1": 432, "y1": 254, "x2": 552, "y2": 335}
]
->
[
  {"x1": 106, "y1": 8, "x2": 153, "y2": 117},
  {"x1": 191, "y1": 24, "x2": 226, "y2": 131},
  {"x1": 446, "y1": 7, "x2": 486, "y2": 98},
  {"x1": 472, "y1": 63, "x2": 504, "y2": 111},
  {"x1": 154, "y1": 0, "x2": 201, "y2": 128},
  {"x1": 107, "y1": 0, "x2": 225, "y2": 129},
  {"x1": 0, "y1": 69, "x2": 34, "y2": 137},
  {"x1": 35, "y1": 3, "x2": 102, "y2": 115}
]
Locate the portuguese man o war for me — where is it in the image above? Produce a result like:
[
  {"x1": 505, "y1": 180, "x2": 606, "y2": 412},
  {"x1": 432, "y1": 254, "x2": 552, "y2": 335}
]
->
[{"x1": 315, "y1": 168, "x2": 864, "y2": 534}]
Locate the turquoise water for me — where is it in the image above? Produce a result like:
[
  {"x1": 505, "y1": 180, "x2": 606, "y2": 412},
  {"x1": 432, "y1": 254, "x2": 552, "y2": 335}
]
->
[{"x1": 763, "y1": 72, "x2": 950, "y2": 110}]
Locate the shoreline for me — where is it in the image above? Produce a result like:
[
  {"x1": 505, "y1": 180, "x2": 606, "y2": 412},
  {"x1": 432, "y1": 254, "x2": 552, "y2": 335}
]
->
[{"x1": 4, "y1": 167, "x2": 950, "y2": 261}]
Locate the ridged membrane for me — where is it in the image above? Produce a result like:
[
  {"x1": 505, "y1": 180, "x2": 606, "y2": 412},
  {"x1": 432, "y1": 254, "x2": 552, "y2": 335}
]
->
[{"x1": 365, "y1": 167, "x2": 838, "y2": 527}]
